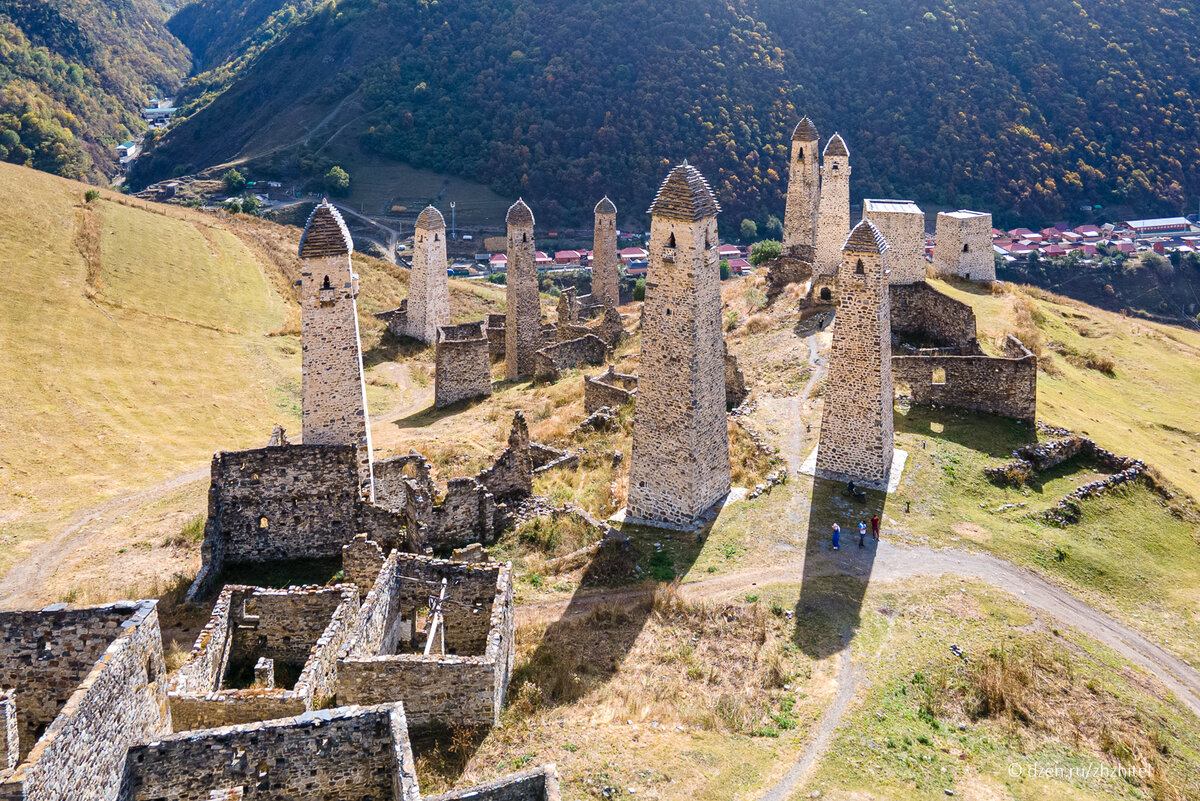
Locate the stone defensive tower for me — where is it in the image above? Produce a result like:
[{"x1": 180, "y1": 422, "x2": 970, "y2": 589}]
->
[
  {"x1": 864, "y1": 199, "x2": 927, "y2": 285},
  {"x1": 299, "y1": 201, "x2": 374, "y2": 499},
  {"x1": 504, "y1": 198, "x2": 540, "y2": 380},
  {"x1": 405, "y1": 205, "x2": 451, "y2": 344},
  {"x1": 783, "y1": 116, "x2": 821, "y2": 258},
  {"x1": 815, "y1": 219, "x2": 894, "y2": 489},
  {"x1": 932, "y1": 210, "x2": 995, "y2": 281},
  {"x1": 592, "y1": 196, "x2": 620, "y2": 308},
  {"x1": 814, "y1": 133, "x2": 851, "y2": 277},
  {"x1": 627, "y1": 163, "x2": 731, "y2": 527}
]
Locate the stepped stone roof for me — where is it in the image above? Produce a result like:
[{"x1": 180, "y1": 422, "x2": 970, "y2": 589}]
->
[
  {"x1": 792, "y1": 116, "x2": 819, "y2": 142},
  {"x1": 595, "y1": 196, "x2": 617, "y2": 215},
  {"x1": 646, "y1": 162, "x2": 721, "y2": 221},
  {"x1": 299, "y1": 201, "x2": 353, "y2": 258},
  {"x1": 506, "y1": 198, "x2": 535, "y2": 228},
  {"x1": 416, "y1": 205, "x2": 445, "y2": 231},
  {"x1": 844, "y1": 219, "x2": 889, "y2": 254},
  {"x1": 824, "y1": 133, "x2": 849, "y2": 158}
]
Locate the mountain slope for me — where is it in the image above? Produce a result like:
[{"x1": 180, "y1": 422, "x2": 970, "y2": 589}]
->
[
  {"x1": 0, "y1": 0, "x2": 191, "y2": 179},
  {"x1": 134, "y1": 0, "x2": 1200, "y2": 226}
]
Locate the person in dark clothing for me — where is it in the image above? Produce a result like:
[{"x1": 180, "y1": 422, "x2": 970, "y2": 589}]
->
[
  {"x1": 871, "y1": 515, "x2": 880, "y2": 541},
  {"x1": 831, "y1": 523, "x2": 840, "y2": 551}
]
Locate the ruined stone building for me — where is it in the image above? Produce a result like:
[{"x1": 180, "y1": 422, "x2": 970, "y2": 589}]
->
[
  {"x1": 863, "y1": 199, "x2": 926, "y2": 285},
  {"x1": 932, "y1": 210, "x2": 995, "y2": 281},
  {"x1": 0, "y1": 601, "x2": 170, "y2": 801},
  {"x1": 434, "y1": 321, "x2": 492, "y2": 408},
  {"x1": 816, "y1": 220, "x2": 895, "y2": 488},
  {"x1": 592, "y1": 197, "x2": 620, "y2": 308},
  {"x1": 504, "y1": 199, "x2": 540, "y2": 381},
  {"x1": 298, "y1": 201, "x2": 374, "y2": 498},
  {"x1": 783, "y1": 117, "x2": 821, "y2": 259},
  {"x1": 627, "y1": 163, "x2": 731, "y2": 527},
  {"x1": 814, "y1": 134, "x2": 851, "y2": 278},
  {"x1": 404, "y1": 206, "x2": 451, "y2": 344}
]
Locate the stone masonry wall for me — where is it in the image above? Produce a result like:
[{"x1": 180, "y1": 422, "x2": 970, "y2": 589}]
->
[
  {"x1": 403, "y1": 478, "x2": 497, "y2": 553},
  {"x1": 592, "y1": 201, "x2": 620, "y2": 309},
  {"x1": 814, "y1": 137, "x2": 851, "y2": 277},
  {"x1": 406, "y1": 210, "x2": 451, "y2": 344},
  {"x1": 435, "y1": 322, "x2": 493, "y2": 408},
  {"x1": 425, "y1": 766, "x2": 561, "y2": 801},
  {"x1": 628, "y1": 165, "x2": 731, "y2": 527},
  {"x1": 118, "y1": 704, "x2": 419, "y2": 801},
  {"x1": 475, "y1": 412, "x2": 534, "y2": 500},
  {"x1": 932, "y1": 211, "x2": 995, "y2": 281},
  {"x1": 816, "y1": 221, "x2": 895, "y2": 488},
  {"x1": 893, "y1": 335, "x2": 1037, "y2": 424},
  {"x1": 505, "y1": 203, "x2": 540, "y2": 380},
  {"x1": 486, "y1": 314, "x2": 506, "y2": 359},
  {"x1": 584, "y1": 367, "x2": 637, "y2": 414},
  {"x1": 889, "y1": 282, "x2": 979, "y2": 351},
  {"x1": 864, "y1": 201, "x2": 926, "y2": 285},
  {"x1": 300, "y1": 251, "x2": 374, "y2": 498},
  {"x1": 337, "y1": 554, "x2": 515, "y2": 729},
  {"x1": 0, "y1": 601, "x2": 170, "y2": 801},
  {"x1": 533, "y1": 335, "x2": 610, "y2": 382}
]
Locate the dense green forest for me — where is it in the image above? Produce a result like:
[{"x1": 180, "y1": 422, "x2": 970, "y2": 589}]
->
[{"x1": 0, "y1": 0, "x2": 190, "y2": 179}]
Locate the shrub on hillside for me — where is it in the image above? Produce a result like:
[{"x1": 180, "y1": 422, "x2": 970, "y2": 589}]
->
[{"x1": 749, "y1": 239, "x2": 782, "y2": 266}]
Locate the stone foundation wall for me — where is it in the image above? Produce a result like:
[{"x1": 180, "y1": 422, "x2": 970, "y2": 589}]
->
[
  {"x1": 0, "y1": 602, "x2": 170, "y2": 801},
  {"x1": 376, "y1": 303, "x2": 408, "y2": 339},
  {"x1": 486, "y1": 315, "x2": 506, "y2": 359},
  {"x1": 425, "y1": 765, "x2": 561, "y2": 801},
  {"x1": 404, "y1": 478, "x2": 497, "y2": 553},
  {"x1": 893, "y1": 335, "x2": 1036, "y2": 424},
  {"x1": 889, "y1": 282, "x2": 978, "y2": 350},
  {"x1": 436, "y1": 322, "x2": 493, "y2": 409},
  {"x1": 583, "y1": 368, "x2": 637, "y2": 414},
  {"x1": 533, "y1": 335, "x2": 610, "y2": 382},
  {"x1": 118, "y1": 704, "x2": 419, "y2": 801}
]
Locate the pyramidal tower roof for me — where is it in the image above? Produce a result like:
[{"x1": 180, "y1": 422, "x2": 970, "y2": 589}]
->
[
  {"x1": 646, "y1": 162, "x2": 721, "y2": 221},
  {"x1": 844, "y1": 218, "x2": 889, "y2": 254},
  {"x1": 792, "y1": 116, "x2": 819, "y2": 142},
  {"x1": 506, "y1": 198, "x2": 535, "y2": 227},
  {"x1": 594, "y1": 196, "x2": 617, "y2": 215},
  {"x1": 299, "y1": 200, "x2": 353, "y2": 258},
  {"x1": 824, "y1": 133, "x2": 849, "y2": 158},
  {"x1": 416, "y1": 205, "x2": 445, "y2": 231}
]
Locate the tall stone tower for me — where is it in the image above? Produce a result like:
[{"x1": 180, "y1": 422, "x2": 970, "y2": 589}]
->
[
  {"x1": 814, "y1": 133, "x2": 851, "y2": 277},
  {"x1": 627, "y1": 163, "x2": 731, "y2": 527},
  {"x1": 299, "y1": 201, "x2": 374, "y2": 499},
  {"x1": 932, "y1": 210, "x2": 995, "y2": 281},
  {"x1": 864, "y1": 199, "x2": 927, "y2": 285},
  {"x1": 592, "y1": 196, "x2": 620, "y2": 308},
  {"x1": 783, "y1": 116, "x2": 821, "y2": 258},
  {"x1": 405, "y1": 205, "x2": 451, "y2": 344},
  {"x1": 504, "y1": 198, "x2": 540, "y2": 381},
  {"x1": 816, "y1": 219, "x2": 894, "y2": 489}
]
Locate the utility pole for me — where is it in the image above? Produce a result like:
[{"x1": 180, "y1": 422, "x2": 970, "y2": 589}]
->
[{"x1": 450, "y1": 201, "x2": 457, "y2": 239}]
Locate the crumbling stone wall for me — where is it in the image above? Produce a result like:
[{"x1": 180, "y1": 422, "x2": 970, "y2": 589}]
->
[
  {"x1": 404, "y1": 478, "x2": 498, "y2": 553},
  {"x1": 476, "y1": 412, "x2": 534, "y2": 500},
  {"x1": 593, "y1": 301, "x2": 624, "y2": 347},
  {"x1": 725, "y1": 347, "x2": 748, "y2": 408},
  {"x1": 504, "y1": 200, "x2": 540, "y2": 380},
  {"x1": 118, "y1": 704, "x2": 420, "y2": 801},
  {"x1": 783, "y1": 117, "x2": 821, "y2": 258},
  {"x1": 298, "y1": 202, "x2": 374, "y2": 498},
  {"x1": 889, "y1": 282, "x2": 979, "y2": 351},
  {"x1": 405, "y1": 206, "x2": 451, "y2": 344},
  {"x1": 765, "y1": 255, "x2": 814, "y2": 298},
  {"x1": 435, "y1": 322, "x2": 493, "y2": 408},
  {"x1": 932, "y1": 210, "x2": 994, "y2": 281},
  {"x1": 592, "y1": 197, "x2": 620, "y2": 309},
  {"x1": 893, "y1": 335, "x2": 1036, "y2": 424},
  {"x1": 814, "y1": 134, "x2": 851, "y2": 277},
  {"x1": 533, "y1": 335, "x2": 610, "y2": 382},
  {"x1": 337, "y1": 554, "x2": 515, "y2": 729},
  {"x1": 0, "y1": 601, "x2": 170, "y2": 801},
  {"x1": 810, "y1": 274, "x2": 839, "y2": 306},
  {"x1": 192, "y1": 444, "x2": 406, "y2": 601},
  {"x1": 486, "y1": 314, "x2": 506, "y2": 360},
  {"x1": 372, "y1": 452, "x2": 427, "y2": 514},
  {"x1": 816, "y1": 220, "x2": 895, "y2": 488},
  {"x1": 864, "y1": 199, "x2": 926, "y2": 285},
  {"x1": 628, "y1": 164, "x2": 731, "y2": 527},
  {"x1": 425, "y1": 766, "x2": 561, "y2": 801},
  {"x1": 376, "y1": 302, "x2": 408, "y2": 339},
  {"x1": 584, "y1": 367, "x2": 638, "y2": 413},
  {"x1": 168, "y1": 586, "x2": 359, "y2": 731}
]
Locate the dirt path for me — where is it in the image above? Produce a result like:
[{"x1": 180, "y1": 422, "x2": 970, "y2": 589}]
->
[{"x1": 0, "y1": 467, "x2": 210, "y2": 609}]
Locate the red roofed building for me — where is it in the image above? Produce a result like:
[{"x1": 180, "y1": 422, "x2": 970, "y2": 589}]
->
[
  {"x1": 727, "y1": 257, "x2": 751, "y2": 274},
  {"x1": 619, "y1": 247, "x2": 648, "y2": 263},
  {"x1": 534, "y1": 250, "x2": 552, "y2": 266},
  {"x1": 554, "y1": 250, "x2": 582, "y2": 264},
  {"x1": 717, "y1": 244, "x2": 743, "y2": 258}
]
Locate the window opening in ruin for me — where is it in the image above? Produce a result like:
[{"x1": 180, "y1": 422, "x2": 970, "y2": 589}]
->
[
  {"x1": 855, "y1": 259, "x2": 865, "y2": 275},
  {"x1": 797, "y1": 151, "x2": 805, "y2": 161},
  {"x1": 963, "y1": 243, "x2": 970, "y2": 253},
  {"x1": 259, "y1": 517, "x2": 269, "y2": 529},
  {"x1": 666, "y1": 308, "x2": 671, "y2": 316},
  {"x1": 522, "y1": 233, "x2": 528, "y2": 242},
  {"x1": 932, "y1": 367, "x2": 947, "y2": 385},
  {"x1": 435, "y1": 234, "x2": 440, "y2": 241},
  {"x1": 37, "y1": 634, "x2": 50, "y2": 655},
  {"x1": 832, "y1": 163, "x2": 839, "y2": 170},
  {"x1": 820, "y1": 287, "x2": 832, "y2": 301},
  {"x1": 666, "y1": 233, "x2": 676, "y2": 248},
  {"x1": 322, "y1": 275, "x2": 331, "y2": 289},
  {"x1": 146, "y1": 656, "x2": 157, "y2": 684}
]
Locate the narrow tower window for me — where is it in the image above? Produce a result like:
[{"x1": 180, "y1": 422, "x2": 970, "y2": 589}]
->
[
  {"x1": 855, "y1": 259, "x2": 865, "y2": 275},
  {"x1": 322, "y1": 275, "x2": 331, "y2": 289},
  {"x1": 666, "y1": 233, "x2": 676, "y2": 248},
  {"x1": 963, "y1": 243, "x2": 970, "y2": 253}
]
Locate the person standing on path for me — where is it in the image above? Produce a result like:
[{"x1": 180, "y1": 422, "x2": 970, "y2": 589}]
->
[
  {"x1": 831, "y1": 523, "x2": 840, "y2": 551},
  {"x1": 858, "y1": 520, "x2": 867, "y2": 548},
  {"x1": 871, "y1": 515, "x2": 880, "y2": 541}
]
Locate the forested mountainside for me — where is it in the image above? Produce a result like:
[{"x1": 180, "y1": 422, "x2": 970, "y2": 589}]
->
[{"x1": 0, "y1": 0, "x2": 191, "y2": 180}]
